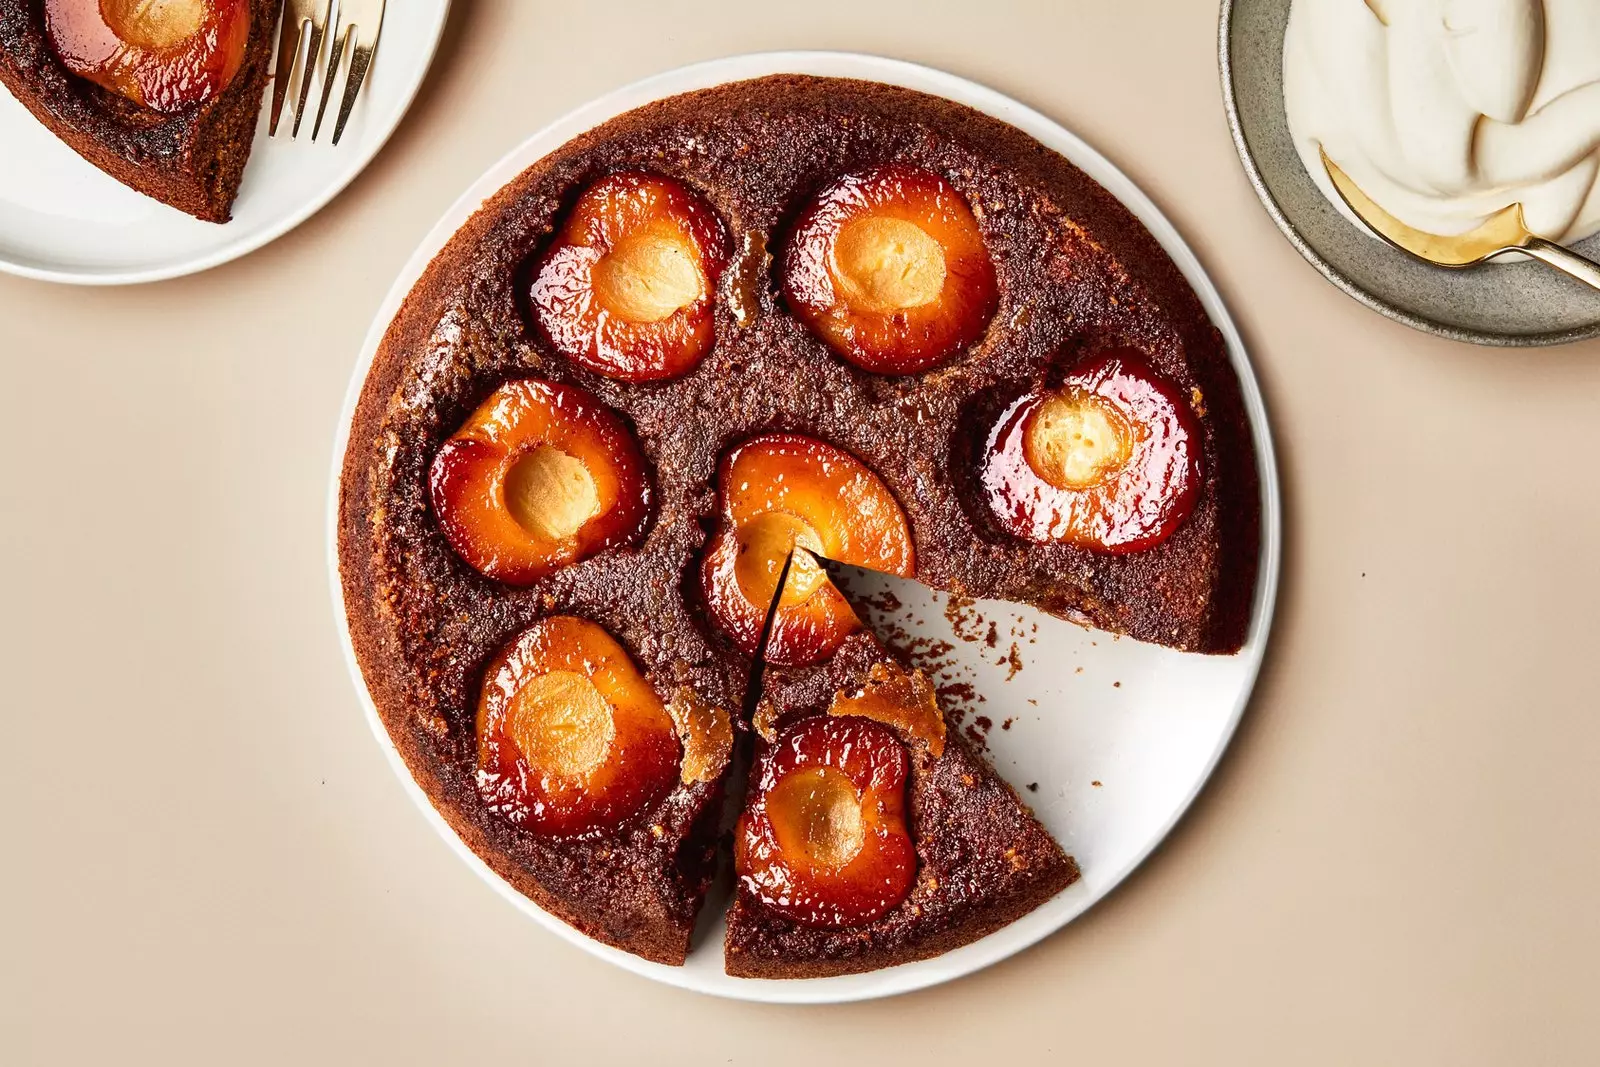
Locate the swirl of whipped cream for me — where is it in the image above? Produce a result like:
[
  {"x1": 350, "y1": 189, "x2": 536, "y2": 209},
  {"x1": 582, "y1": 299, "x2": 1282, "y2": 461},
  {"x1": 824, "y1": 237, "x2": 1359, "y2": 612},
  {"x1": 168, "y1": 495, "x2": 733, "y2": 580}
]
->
[{"x1": 1284, "y1": 0, "x2": 1600, "y2": 244}]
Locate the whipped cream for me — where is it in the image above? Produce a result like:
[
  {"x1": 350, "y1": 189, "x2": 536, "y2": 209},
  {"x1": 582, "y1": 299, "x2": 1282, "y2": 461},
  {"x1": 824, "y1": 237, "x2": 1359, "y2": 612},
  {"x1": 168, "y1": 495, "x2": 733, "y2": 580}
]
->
[{"x1": 1284, "y1": 0, "x2": 1600, "y2": 244}]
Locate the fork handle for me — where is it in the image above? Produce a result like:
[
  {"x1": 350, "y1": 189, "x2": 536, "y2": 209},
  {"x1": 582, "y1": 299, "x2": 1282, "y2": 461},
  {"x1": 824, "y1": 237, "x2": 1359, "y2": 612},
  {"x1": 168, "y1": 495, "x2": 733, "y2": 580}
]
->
[{"x1": 1523, "y1": 237, "x2": 1600, "y2": 293}]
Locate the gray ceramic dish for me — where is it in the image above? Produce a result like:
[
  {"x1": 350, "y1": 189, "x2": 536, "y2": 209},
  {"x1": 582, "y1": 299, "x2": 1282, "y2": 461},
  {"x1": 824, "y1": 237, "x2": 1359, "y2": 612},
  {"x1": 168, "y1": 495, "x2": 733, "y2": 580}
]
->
[{"x1": 1220, "y1": 0, "x2": 1600, "y2": 347}]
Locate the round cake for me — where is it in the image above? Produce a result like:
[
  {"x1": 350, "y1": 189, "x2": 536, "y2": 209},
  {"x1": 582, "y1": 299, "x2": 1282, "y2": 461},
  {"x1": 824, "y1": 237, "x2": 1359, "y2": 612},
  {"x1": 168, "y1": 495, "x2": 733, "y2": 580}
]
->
[{"x1": 337, "y1": 74, "x2": 1261, "y2": 972}]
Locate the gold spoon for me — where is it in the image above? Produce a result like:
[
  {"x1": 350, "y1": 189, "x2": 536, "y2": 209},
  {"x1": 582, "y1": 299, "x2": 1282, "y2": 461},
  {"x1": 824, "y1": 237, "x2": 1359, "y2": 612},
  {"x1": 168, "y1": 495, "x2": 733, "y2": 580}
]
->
[{"x1": 1320, "y1": 147, "x2": 1600, "y2": 293}]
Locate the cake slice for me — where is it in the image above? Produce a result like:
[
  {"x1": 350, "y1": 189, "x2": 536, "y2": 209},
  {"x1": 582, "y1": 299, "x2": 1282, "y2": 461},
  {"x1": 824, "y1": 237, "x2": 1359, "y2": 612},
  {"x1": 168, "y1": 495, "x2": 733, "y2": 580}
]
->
[
  {"x1": 724, "y1": 561, "x2": 1079, "y2": 979},
  {"x1": 0, "y1": 0, "x2": 277, "y2": 222}
]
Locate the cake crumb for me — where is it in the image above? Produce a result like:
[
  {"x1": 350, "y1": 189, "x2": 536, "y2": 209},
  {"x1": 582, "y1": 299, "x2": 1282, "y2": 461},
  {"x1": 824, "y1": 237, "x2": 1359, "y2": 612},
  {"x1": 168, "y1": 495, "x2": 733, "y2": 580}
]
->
[
  {"x1": 943, "y1": 595, "x2": 987, "y2": 643},
  {"x1": 963, "y1": 715, "x2": 994, "y2": 749},
  {"x1": 861, "y1": 588, "x2": 902, "y2": 613},
  {"x1": 937, "y1": 682, "x2": 977, "y2": 704},
  {"x1": 1026, "y1": 782, "x2": 1039, "y2": 792},
  {"x1": 999, "y1": 642, "x2": 1023, "y2": 680},
  {"x1": 1091, "y1": 780, "x2": 1102, "y2": 788}
]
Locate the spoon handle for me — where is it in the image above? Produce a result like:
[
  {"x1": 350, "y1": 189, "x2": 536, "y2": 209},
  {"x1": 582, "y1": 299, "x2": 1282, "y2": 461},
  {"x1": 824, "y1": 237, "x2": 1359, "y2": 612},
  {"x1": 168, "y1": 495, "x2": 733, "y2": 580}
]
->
[{"x1": 1523, "y1": 238, "x2": 1600, "y2": 293}]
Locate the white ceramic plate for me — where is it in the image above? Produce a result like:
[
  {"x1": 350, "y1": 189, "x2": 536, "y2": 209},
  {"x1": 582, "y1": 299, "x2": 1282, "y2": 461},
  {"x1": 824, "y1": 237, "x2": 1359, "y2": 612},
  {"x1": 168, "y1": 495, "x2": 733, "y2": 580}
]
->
[
  {"x1": 0, "y1": 1, "x2": 449, "y2": 285},
  {"x1": 326, "y1": 51, "x2": 1282, "y2": 1004}
]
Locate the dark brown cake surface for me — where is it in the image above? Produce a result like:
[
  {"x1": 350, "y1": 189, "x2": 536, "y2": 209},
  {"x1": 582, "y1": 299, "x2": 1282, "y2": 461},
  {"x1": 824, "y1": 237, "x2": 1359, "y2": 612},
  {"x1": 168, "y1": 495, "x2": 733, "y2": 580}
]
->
[
  {"x1": 0, "y1": 0, "x2": 276, "y2": 222},
  {"x1": 337, "y1": 74, "x2": 1261, "y2": 968}
]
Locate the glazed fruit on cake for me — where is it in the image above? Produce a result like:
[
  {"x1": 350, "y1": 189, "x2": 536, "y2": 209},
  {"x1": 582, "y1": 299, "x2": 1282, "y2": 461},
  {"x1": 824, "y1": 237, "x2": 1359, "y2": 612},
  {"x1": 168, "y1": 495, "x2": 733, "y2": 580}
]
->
[
  {"x1": 338, "y1": 75, "x2": 1260, "y2": 973},
  {"x1": 430, "y1": 379, "x2": 654, "y2": 585},
  {"x1": 0, "y1": 0, "x2": 277, "y2": 221},
  {"x1": 529, "y1": 172, "x2": 732, "y2": 382},
  {"x1": 700, "y1": 432, "x2": 914, "y2": 667},
  {"x1": 783, "y1": 164, "x2": 998, "y2": 374}
]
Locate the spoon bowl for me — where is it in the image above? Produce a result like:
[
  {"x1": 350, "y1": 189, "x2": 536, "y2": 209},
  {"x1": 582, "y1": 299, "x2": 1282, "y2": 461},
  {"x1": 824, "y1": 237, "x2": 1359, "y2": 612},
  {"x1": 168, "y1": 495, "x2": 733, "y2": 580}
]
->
[{"x1": 1321, "y1": 148, "x2": 1600, "y2": 291}]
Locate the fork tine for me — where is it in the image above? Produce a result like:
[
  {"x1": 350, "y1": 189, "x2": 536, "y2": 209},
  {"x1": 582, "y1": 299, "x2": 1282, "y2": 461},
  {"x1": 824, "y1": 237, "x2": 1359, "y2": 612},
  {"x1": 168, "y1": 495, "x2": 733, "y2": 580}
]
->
[
  {"x1": 330, "y1": 7, "x2": 384, "y2": 146},
  {"x1": 289, "y1": 0, "x2": 331, "y2": 139},
  {"x1": 268, "y1": 0, "x2": 302, "y2": 135},
  {"x1": 310, "y1": 12, "x2": 349, "y2": 143}
]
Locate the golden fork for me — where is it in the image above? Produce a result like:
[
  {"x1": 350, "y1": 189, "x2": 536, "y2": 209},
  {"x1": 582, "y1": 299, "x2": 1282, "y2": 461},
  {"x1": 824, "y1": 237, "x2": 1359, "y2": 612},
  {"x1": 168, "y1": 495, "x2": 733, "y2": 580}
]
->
[
  {"x1": 1320, "y1": 147, "x2": 1600, "y2": 293},
  {"x1": 269, "y1": 0, "x2": 386, "y2": 145}
]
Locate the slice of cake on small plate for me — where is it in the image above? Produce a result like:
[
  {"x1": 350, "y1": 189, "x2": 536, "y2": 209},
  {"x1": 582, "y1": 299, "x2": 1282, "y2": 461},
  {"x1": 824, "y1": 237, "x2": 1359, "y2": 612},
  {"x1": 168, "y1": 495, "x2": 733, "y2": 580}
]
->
[{"x1": 0, "y1": 0, "x2": 277, "y2": 222}]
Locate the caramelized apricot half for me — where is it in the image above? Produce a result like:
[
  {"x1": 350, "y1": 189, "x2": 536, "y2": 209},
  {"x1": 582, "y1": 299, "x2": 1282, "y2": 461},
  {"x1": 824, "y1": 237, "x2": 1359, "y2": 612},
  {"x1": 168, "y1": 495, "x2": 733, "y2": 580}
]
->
[
  {"x1": 700, "y1": 434, "x2": 914, "y2": 666},
  {"x1": 430, "y1": 380, "x2": 652, "y2": 585},
  {"x1": 476, "y1": 617, "x2": 681, "y2": 838},
  {"x1": 783, "y1": 165, "x2": 998, "y2": 374},
  {"x1": 529, "y1": 173, "x2": 730, "y2": 383},
  {"x1": 45, "y1": 0, "x2": 250, "y2": 112},
  {"x1": 736, "y1": 715, "x2": 916, "y2": 928},
  {"x1": 981, "y1": 352, "x2": 1201, "y2": 553}
]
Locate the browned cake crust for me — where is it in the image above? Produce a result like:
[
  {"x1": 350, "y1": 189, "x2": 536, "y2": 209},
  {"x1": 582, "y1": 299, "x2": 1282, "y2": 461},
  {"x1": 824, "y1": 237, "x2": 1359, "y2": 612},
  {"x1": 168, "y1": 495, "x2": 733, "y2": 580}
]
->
[
  {"x1": 0, "y1": 0, "x2": 276, "y2": 223},
  {"x1": 724, "y1": 633, "x2": 1080, "y2": 979},
  {"x1": 338, "y1": 75, "x2": 1260, "y2": 968}
]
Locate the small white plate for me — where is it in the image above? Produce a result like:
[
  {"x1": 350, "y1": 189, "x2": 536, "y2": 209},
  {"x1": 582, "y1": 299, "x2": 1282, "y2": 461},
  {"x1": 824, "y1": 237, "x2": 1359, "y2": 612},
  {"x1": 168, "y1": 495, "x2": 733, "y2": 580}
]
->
[
  {"x1": 327, "y1": 51, "x2": 1283, "y2": 1004},
  {"x1": 0, "y1": 1, "x2": 450, "y2": 285}
]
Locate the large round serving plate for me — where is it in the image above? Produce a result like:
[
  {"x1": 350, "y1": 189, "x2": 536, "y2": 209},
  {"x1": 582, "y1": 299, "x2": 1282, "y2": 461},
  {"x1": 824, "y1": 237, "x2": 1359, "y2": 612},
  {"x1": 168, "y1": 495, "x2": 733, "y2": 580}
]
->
[
  {"x1": 327, "y1": 51, "x2": 1282, "y2": 1004},
  {"x1": 0, "y1": 0, "x2": 450, "y2": 285}
]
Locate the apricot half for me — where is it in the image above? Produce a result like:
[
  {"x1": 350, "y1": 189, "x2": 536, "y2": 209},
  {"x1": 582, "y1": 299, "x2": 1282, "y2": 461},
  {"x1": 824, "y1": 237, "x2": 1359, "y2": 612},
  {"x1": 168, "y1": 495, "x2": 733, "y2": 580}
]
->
[
  {"x1": 476, "y1": 617, "x2": 681, "y2": 838},
  {"x1": 981, "y1": 352, "x2": 1201, "y2": 553},
  {"x1": 736, "y1": 715, "x2": 916, "y2": 928},
  {"x1": 45, "y1": 0, "x2": 251, "y2": 112},
  {"x1": 529, "y1": 173, "x2": 730, "y2": 383},
  {"x1": 430, "y1": 380, "x2": 652, "y2": 585},
  {"x1": 783, "y1": 165, "x2": 998, "y2": 374},
  {"x1": 700, "y1": 434, "x2": 914, "y2": 667}
]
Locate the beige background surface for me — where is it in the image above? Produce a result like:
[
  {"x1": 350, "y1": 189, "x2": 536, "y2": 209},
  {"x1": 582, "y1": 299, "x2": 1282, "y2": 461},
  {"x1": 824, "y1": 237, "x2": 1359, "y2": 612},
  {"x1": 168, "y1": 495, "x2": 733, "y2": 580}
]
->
[{"x1": 4, "y1": 1, "x2": 1598, "y2": 1063}]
